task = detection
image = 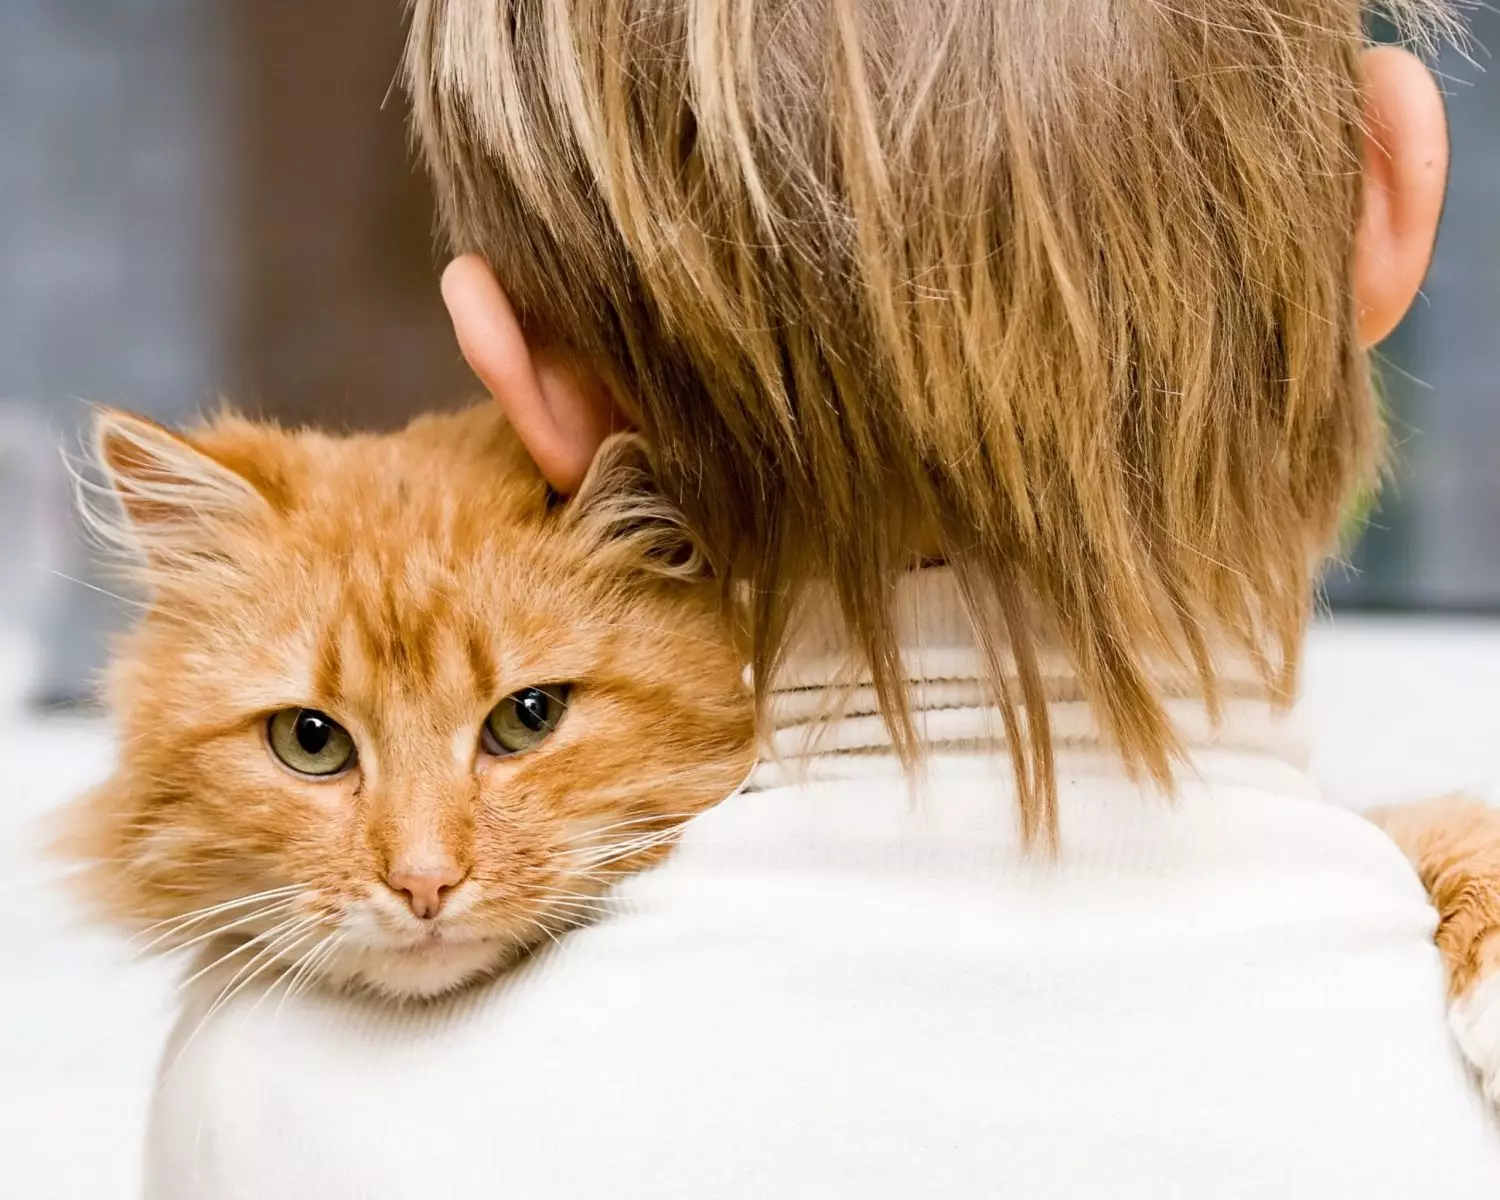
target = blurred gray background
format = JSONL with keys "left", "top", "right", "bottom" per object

{"left": 0, "top": 2, "right": 1496, "bottom": 706}
{"left": 1329, "top": 10, "right": 1500, "bottom": 611}
{"left": 0, "top": 0, "right": 469, "bottom": 705}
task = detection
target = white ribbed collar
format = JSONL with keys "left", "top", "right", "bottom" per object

{"left": 750, "top": 568, "right": 1311, "bottom": 789}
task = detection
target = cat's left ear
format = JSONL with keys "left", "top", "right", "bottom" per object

{"left": 89, "top": 408, "right": 272, "bottom": 572}
{"left": 564, "top": 434, "right": 709, "bottom": 582}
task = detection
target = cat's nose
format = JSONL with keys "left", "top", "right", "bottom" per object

{"left": 385, "top": 862, "right": 466, "bottom": 920}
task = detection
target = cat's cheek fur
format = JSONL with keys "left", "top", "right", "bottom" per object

{"left": 1449, "top": 935, "right": 1500, "bottom": 1106}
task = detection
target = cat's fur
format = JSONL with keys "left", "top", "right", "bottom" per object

{"left": 60, "top": 404, "right": 756, "bottom": 1000}
{"left": 1371, "top": 797, "right": 1500, "bottom": 1105}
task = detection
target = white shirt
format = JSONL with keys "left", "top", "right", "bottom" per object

{"left": 145, "top": 572, "right": 1500, "bottom": 1197}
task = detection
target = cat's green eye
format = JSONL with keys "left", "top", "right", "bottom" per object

{"left": 483, "top": 686, "right": 570, "bottom": 756}
{"left": 267, "top": 709, "right": 356, "bottom": 778}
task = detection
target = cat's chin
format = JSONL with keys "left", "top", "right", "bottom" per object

{"left": 329, "top": 936, "right": 517, "bottom": 1001}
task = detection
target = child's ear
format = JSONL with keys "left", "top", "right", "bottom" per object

{"left": 89, "top": 408, "right": 271, "bottom": 572}
{"left": 563, "top": 434, "right": 709, "bottom": 581}
{"left": 441, "top": 255, "right": 624, "bottom": 494}
{"left": 1354, "top": 46, "right": 1449, "bottom": 346}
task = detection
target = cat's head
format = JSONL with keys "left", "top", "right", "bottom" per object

{"left": 63, "top": 404, "right": 755, "bottom": 999}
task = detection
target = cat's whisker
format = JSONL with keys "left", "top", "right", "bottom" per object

{"left": 176, "top": 910, "right": 312, "bottom": 993}
{"left": 44, "top": 568, "right": 221, "bottom": 636}
{"left": 555, "top": 812, "right": 706, "bottom": 845}
{"left": 130, "top": 886, "right": 305, "bottom": 941}
{"left": 165, "top": 916, "right": 322, "bottom": 1079}
{"left": 567, "top": 829, "right": 689, "bottom": 871}
{"left": 239, "top": 922, "right": 333, "bottom": 1027}
{"left": 537, "top": 904, "right": 608, "bottom": 919}
{"left": 43, "top": 569, "right": 150, "bottom": 614}
{"left": 516, "top": 914, "right": 567, "bottom": 950}
{"left": 267, "top": 934, "right": 327, "bottom": 1025}
{"left": 131, "top": 899, "right": 302, "bottom": 964}
{"left": 531, "top": 886, "right": 614, "bottom": 909}
{"left": 267, "top": 927, "right": 345, "bottom": 1022}
{"left": 128, "top": 890, "right": 305, "bottom": 958}
{"left": 554, "top": 833, "right": 697, "bottom": 869}
{"left": 195, "top": 915, "right": 324, "bottom": 1030}
{"left": 533, "top": 896, "right": 613, "bottom": 919}
{"left": 536, "top": 908, "right": 608, "bottom": 931}
{"left": 561, "top": 866, "right": 637, "bottom": 890}
{"left": 133, "top": 900, "right": 303, "bottom": 966}
{"left": 568, "top": 824, "right": 688, "bottom": 855}
{"left": 307, "top": 931, "right": 346, "bottom": 982}
{"left": 172, "top": 921, "right": 295, "bottom": 996}
{"left": 284, "top": 934, "right": 345, "bottom": 1010}
{"left": 532, "top": 884, "right": 612, "bottom": 901}
{"left": 577, "top": 849, "right": 672, "bottom": 873}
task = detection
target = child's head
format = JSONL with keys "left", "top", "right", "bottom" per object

{"left": 406, "top": 1, "right": 1450, "bottom": 836}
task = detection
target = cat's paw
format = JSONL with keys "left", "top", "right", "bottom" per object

{"left": 1448, "top": 934, "right": 1500, "bottom": 1107}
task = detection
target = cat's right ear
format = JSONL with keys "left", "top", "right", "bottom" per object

{"left": 88, "top": 409, "right": 270, "bottom": 573}
{"left": 564, "top": 434, "right": 710, "bottom": 582}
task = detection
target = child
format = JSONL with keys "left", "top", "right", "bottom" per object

{"left": 146, "top": 3, "right": 1500, "bottom": 1195}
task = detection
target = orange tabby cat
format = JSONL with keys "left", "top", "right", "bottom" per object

{"left": 61, "top": 404, "right": 756, "bottom": 1000}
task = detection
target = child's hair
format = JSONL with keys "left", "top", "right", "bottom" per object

{"left": 405, "top": 0, "right": 1451, "bottom": 841}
